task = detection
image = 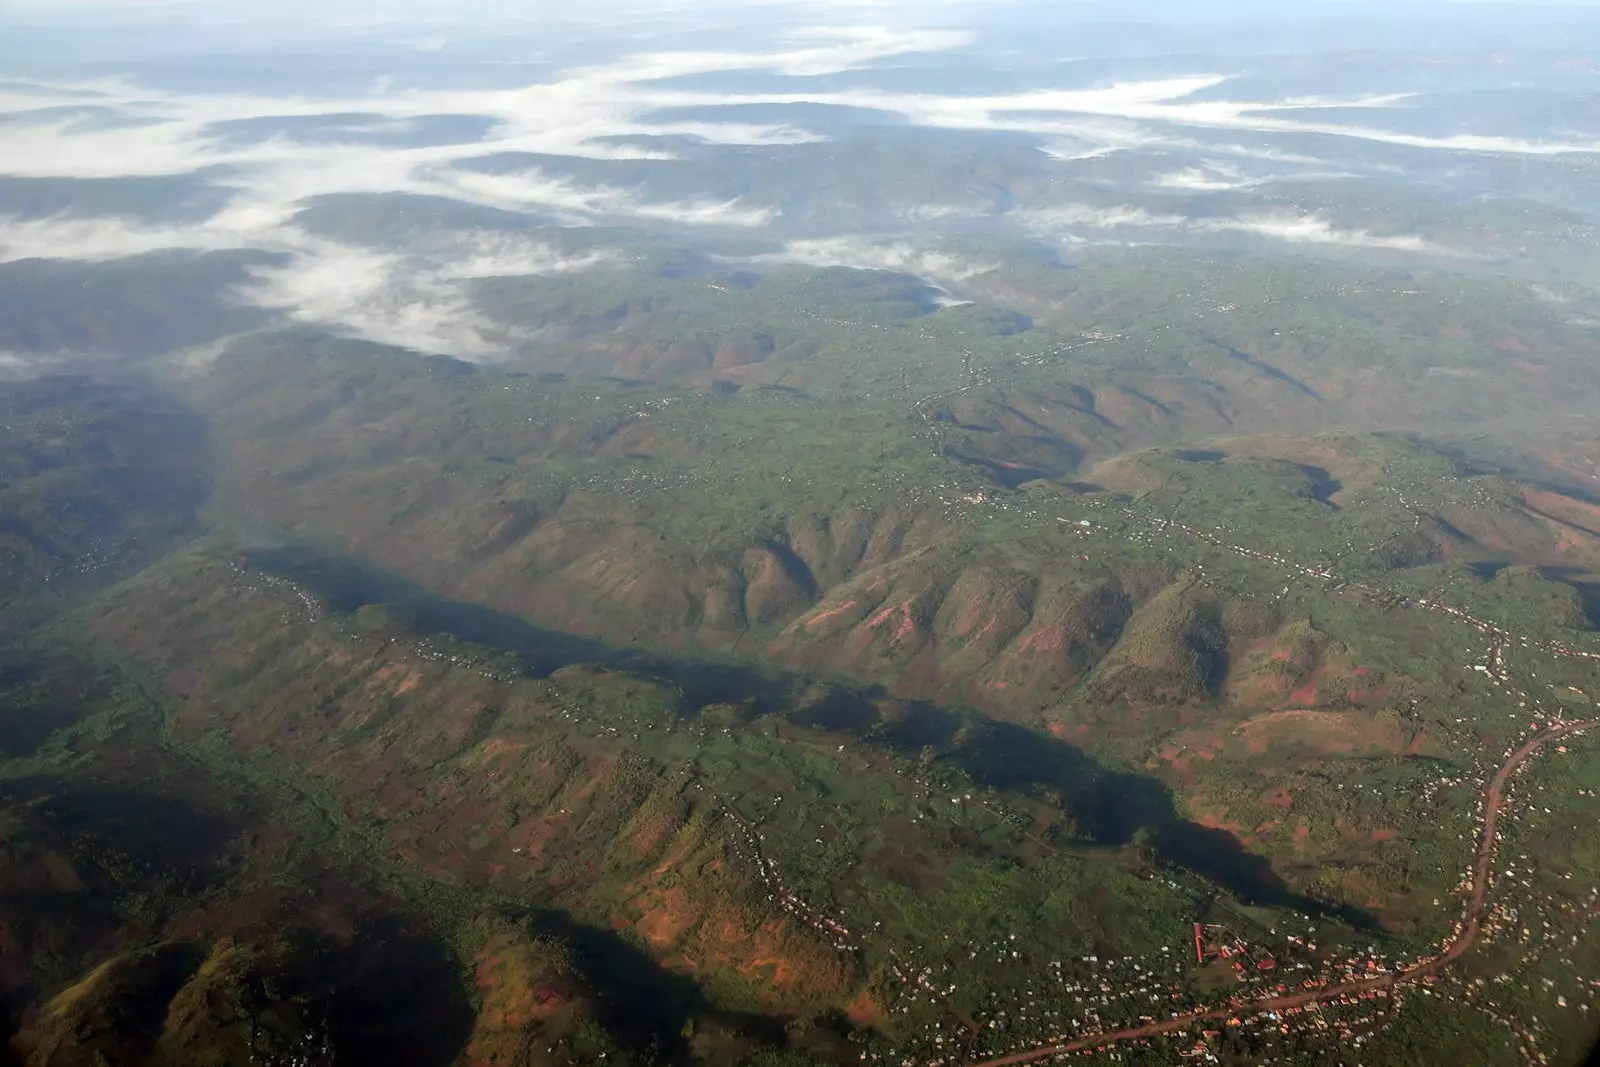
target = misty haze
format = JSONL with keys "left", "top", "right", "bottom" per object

{"left": 2, "top": 1, "right": 1600, "bottom": 1065}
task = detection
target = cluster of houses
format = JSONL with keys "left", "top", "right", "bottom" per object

{"left": 222, "top": 455, "right": 1600, "bottom": 1067}
{"left": 703, "top": 785, "right": 858, "bottom": 952}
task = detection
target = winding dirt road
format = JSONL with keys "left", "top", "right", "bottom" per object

{"left": 968, "top": 718, "right": 1600, "bottom": 1067}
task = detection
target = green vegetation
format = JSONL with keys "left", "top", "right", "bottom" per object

{"left": 0, "top": 250, "right": 277, "bottom": 358}
{"left": 2, "top": 241, "right": 1600, "bottom": 1065}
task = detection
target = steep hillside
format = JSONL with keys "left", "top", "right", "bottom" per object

{"left": 0, "top": 375, "right": 209, "bottom": 624}
{"left": 2, "top": 338, "right": 1598, "bottom": 1062}
{"left": 176, "top": 336, "right": 1600, "bottom": 739}
{"left": 86, "top": 548, "right": 1521, "bottom": 928}
{"left": 0, "top": 661, "right": 503, "bottom": 1067}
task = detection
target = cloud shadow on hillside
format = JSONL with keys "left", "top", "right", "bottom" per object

{"left": 249, "top": 544, "right": 1379, "bottom": 931}
{"left": 527, "top": 908, "right": 790, "bottom": 1062}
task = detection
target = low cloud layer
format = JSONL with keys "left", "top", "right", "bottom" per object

{"left": 744, "top": 237, "right": 1000, "bottom": 282}
{"left": 0, "top": 26, "right": 953, "bottom": 353}
{"left": 237, "top": 232, "right": 613, "bottom": 357}
{"left": 0, "top": 209, "right": 611, "bottom": 356}
{"left": 0, "top": 18, "right": 1564, "bottom": 357}
{"left": 435, "top": 168, "right": 777, "bottom": 227}
{"left": 1022, "top": 203, "right": 1441, "bottom": 254}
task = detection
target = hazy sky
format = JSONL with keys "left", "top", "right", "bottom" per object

{"left": 12, "top": 0, "right": 1600, "bottom": 17}
{"left": 9, "top": 0, "right": 1600, "bottom": 43}
{"left": 4, "top": 0, "right": 1600, "bottom": 57}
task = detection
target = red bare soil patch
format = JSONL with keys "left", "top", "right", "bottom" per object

{"left": 633, "top": 886, "right": 698, "bottom": 949}
{"left": 1149, "top": 732, "right": 1225, "bottom": 790}
{"left": 1286, "top": 683, "right": 1319, "bottom": 707}
{"left": 627, "top": 812, "right": 678, "bottom": 860}
{"left": 1045, "top": 719, "right": 1092, "bottom": 742}
{"left": 799, "top": 598, "right": 865, "bottom": 633}
{"left": 845, "top": 989, "right": 890, "bottom": 1030}
{"left": 1188, "top": 802, "right": 1245, "bottom": 837}
{"left": 462, "top": 934, "right": 584, "bottom": 1067}
{"left": 719, "top": 920, "right": 843, "bottom": 994}
{"left": 866, "top": 598, "right": 919, "bottom": 644}
{"left": 626, "top": 878, "right": 849, "bottom": 998}
{"left": 473, "top": 944, "right": 569, "bottom": 1026}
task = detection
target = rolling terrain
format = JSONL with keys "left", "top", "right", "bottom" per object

{"left": 6, "top": 249, "right": 1600, "bottom": 1062}
{"left": 5, "top": 6, "right": 1600, "bottom": 1060}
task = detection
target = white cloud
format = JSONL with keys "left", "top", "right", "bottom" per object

{"left": 0, "top": 345, "right": 142, "bottom": 378}
{"left": 1151, "top": 164, "right": 1245, "bottom": 191}
{"left": 1205, "top": 213, "right": 1434, "bottom": 252}
{"left": 427, "top": 231, "right": 613, "bottom": 279}
{"left": 1149, "top": 161, "right": 1355, "bottom": 192}
{"left": 0, "top": 18, "right": 1570, "bottom": 362}
{"left": 1215, "top": 145, "right": 1337, "bottom": 166}
{"left": 237, "top": 240, "right": 493, "bottom": 354}
{"left": 0, "top": 213, "right": 220, "bottom": 262}
{"left": 581, "top": 26, "right": 970, "bottom": 83}
{"left": 634, "top": 120, "right": 825, "bottom": 148}
{"left": 0, "top": 207, "right": 612, "bottom": 357}
{"left": 743, "top": 236, "right": 1000, "bottom": 281}
{"left": 1020, "top": 202, "right": 1442, "bottom": 254}
{"left": 435, "top": 167, "right": 775, "bottom": 227}
{"left": 648, "top": 75, "right": 1600, "bottom": 159}
{"left": 1, "top": 25, "right": 987, "bottom": 359}
{"left": 1023, "top": 204, "right": 1191, "bottom": 230}
{"left": 1528, "top": 283, "right": 1570, "bottom": 306}
{"left": 236, "top": 230, "right": 613, "bottom": 357}
{"left": 0, "top": 24, "right": 962, "bottom": 228}
{"left": 903, "top": 202, "right": 982, "bottom": 222}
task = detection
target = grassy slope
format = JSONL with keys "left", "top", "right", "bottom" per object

{"left": 6, "top": 246, "right": 1600, "bottom": 1062}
